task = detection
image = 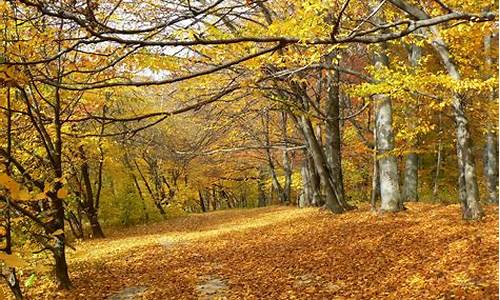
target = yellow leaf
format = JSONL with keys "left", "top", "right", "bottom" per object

{"left": 51, "top": 229, "right": 64, "bottom": 236}
{"left": 0, "top": 253, "right": 28, "bottom": 268}
{"left": 34, "top": 264, "right": 52, "bottom": 273}
{"left": 33, "top": 192, "right": 47, "bottom": 200}
{"left": 0, "top": 174, "right": 20, "bottom": 193}
{"left": 54, "top": 177, "right": 67, "bottom": 185}
{"left": 43, "top": 181, "right": 52, "bottom": 193}
{"left": 56, "top": 188, "right": 68, "bottom": 199}
{"left": 14, "top": 190, "right": 32, "bottom": 201}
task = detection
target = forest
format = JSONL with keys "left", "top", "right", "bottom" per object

{"left": 0, "top": 0, "right": 498, "bottom": 299}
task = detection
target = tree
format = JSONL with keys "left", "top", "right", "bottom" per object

{"left": 372, "top": 46, "right": 404, "bottom": 212}
{"left": 388, "top": 0, "right": 485, "bottom": 219}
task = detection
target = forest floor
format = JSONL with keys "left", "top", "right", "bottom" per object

{"left": 27, "top": 203, "right": 498, "bottom": 299}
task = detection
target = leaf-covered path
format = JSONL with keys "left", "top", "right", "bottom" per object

{"left": 30, "top": 204, "right": 498, "bottom": 299}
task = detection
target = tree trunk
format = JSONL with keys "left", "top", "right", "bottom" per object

{"left": 370, "top": 110, "right": 380, "bottom": 212}
{"left": 402, "top": 153, "right": 418, "bottom": 202}
{"left": 263, "top": 110, "right": 287, "bottom": 203}
{"left": 67, "top": 209, "right": 84, "bottom": 239}
{"left": 3, "top": 201, "right": 24, "bottom": 300}
{"left": 132, "top": 174, "right": 149, "bottom": 222}
{"left": 2, "top": 90, "right": 24, "bottom": 299}
{"left": 53, "top": 234, "right": 71, "bottom": 289}
{"left": 88, "top": 211, "right": 105, "bottom": 238}
{"left": 199, "top": 190, "right": 208, "bottom": 212}
{"left": 306, "top": 153, "right": 323, "bottom": 206}
{"left": 429, "top": 30, "right": 483, "bottom": 218}
{"left": 5, "top": 268, "right": 23, "bottom": 300}
{"left": 281, "top": 112, "right": 292, "bottom": 204}
{"left": 484, "top": 132, "right": 499, "bottom": 204}
{"left": 155, "top": 202, "right": 167, "bottom": 216}
{"left": 371, "top": 159, "right": 380, "bottom": 212}
{"left": 299, "top": 115, "right": 343, "bottom": 213}
{"left": 211, "top": 187, "right": 218, "bottom": 210}
{"left": 432, "top": 113, "right": 443, "bottom": 198}
{"left": 375, "top": 93, "right": 403, "bottom": 212}
{"left": 79, "top": 146, "right": 105, "bottom": 238}
{"left": 257, "top": 168, "right": 267, "bottom": 207}
{"left": 299, "top": 160, "right": 312, "bottom": 208}
{"left": 373, "top": 50, "right": 403, "bottom": 212}
{"left": 454, "top": 104, "right": 483, "bottom": 219}
{"left": 402, "top": 43, "right": 421, "bottom": 202}
{"left": 483, "top": 32, "right": 499, "bottom": 204}
{"left": 135, "top": 160, "right": 166, "bottom": 218}
{"left": 325, "top": 63, "right": 349, "bottom": 210}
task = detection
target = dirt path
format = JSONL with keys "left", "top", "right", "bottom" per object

{"left": 27, "top": 204, "right": 498, "bottom": 299}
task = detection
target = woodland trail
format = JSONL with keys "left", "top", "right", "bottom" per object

{"left": 29, "top": 204, "right": 498, "bottom": 300}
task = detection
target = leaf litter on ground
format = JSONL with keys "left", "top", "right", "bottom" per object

{"left": 10, "top": 203, "right": 499, "bottom": 299}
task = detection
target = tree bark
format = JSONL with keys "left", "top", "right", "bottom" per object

{"left": 79, "top": 146, "right": 105, "bottom": 238}
{"left": 132, "top": 175, "right": 150, "bottom": 222}
{"left": 52, "top": 68, "right": 72, "bottom": 288}
{"left": 298, "top": 114, "right": 343, "bottom": 213}
{"left": 432, "top": 113, "right": 443, "bottom": 198}
{"left": 281, "top": 112, "right": 292, "bottom": 204}
{"left": 67, "top": 209, "right": 84, "bottom": 239}
{"left": 325, "top": 62, "right": 349, "bottom": 210}
{"left": 124, "top": 152, "right": 150, "bottom": 222}
{"left": 135, "top": 160, "right": 166, "bottom": 217}
{"left": 483, "top": 32, "right": 499, "bottom": 204}
{"left": 2, "top": 88, "right": 24, "bottom": 299}
{"left": 6, "top": 269, "right": 23, "bottom": 300}
{"left": 373, "top": 50, "right": 403, "bottom": 212}
{"left": 402, "top": 43, "right": 421, "bottom": 202}
{"left": 199, "top": 190, "right": 208, "bottom": 212}
{"left": 257, "top": 168, "right": 267, "bottom": 207}
{"left": 402, "top": 153, "right": 418, "bottom": 202}
{"left": 306, "top": 153, "right": 323, "bottom": 206}
{"left": 3, "top": 205, "right": 23, "bottom": 300}
{"left": 88, "top": 212, "right": 105, "bottom": 238}
{"left": 484, "top": 132, "right": 498, "bottom": 204}
{"left": 299, "top": 160, "right": 312, "bottom": 208}
{"left": 53, "top": 233, "right": 71, "bottom": 289}
{"left": 211, "top": 187, "right": 218, "bottom": 210}
{"left": 370, "top": 117, "right": 380, "bottom": 212}
{"left": 263, "top": 110, "right": 286, "bottom": 203}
